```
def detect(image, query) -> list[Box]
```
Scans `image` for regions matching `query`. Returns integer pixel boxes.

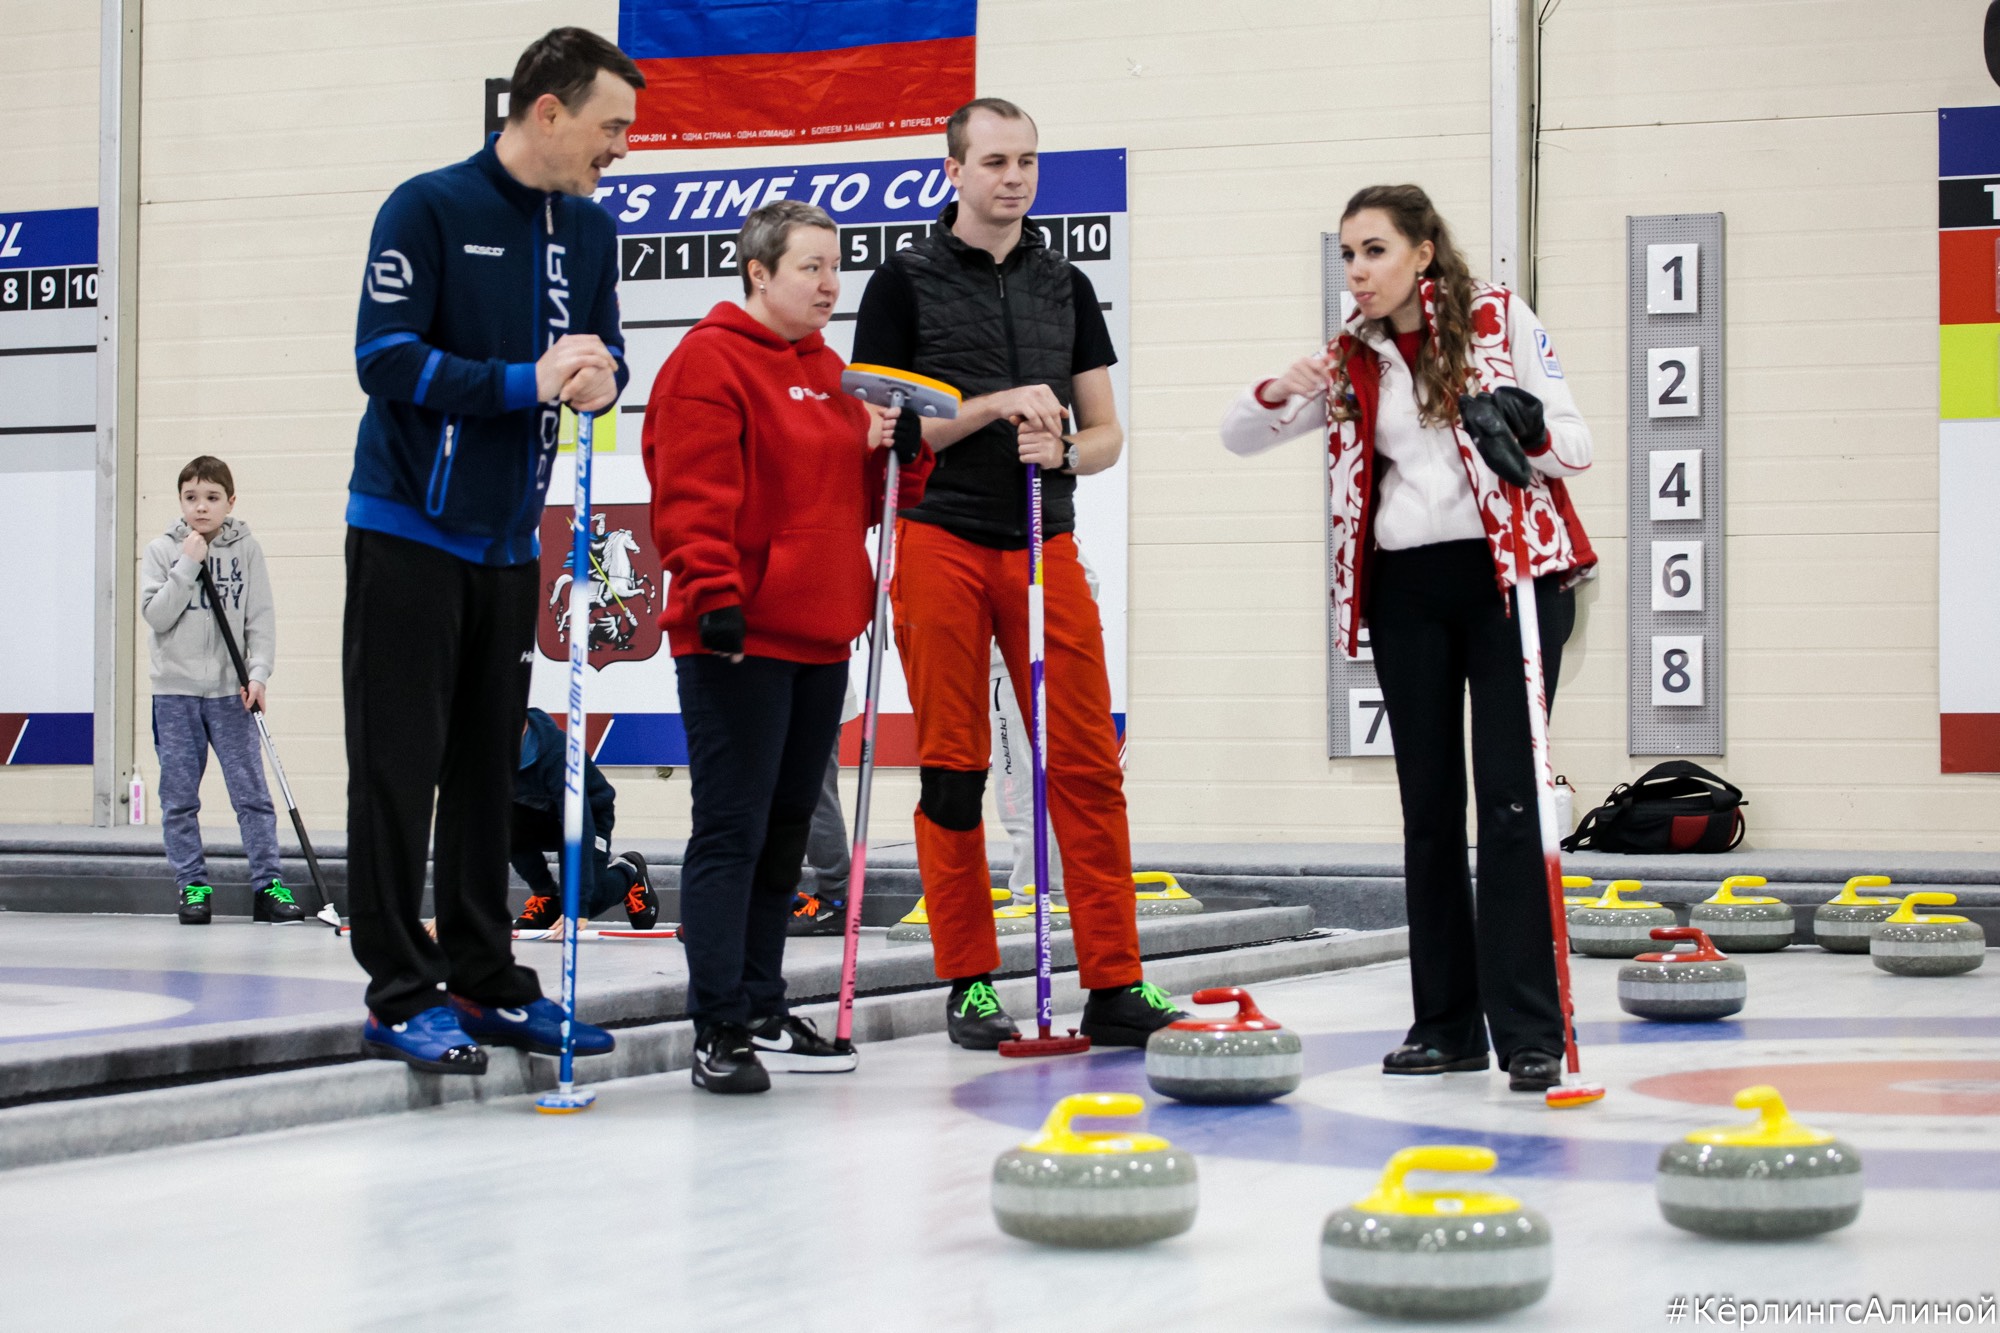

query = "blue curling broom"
[537,406,598,1115]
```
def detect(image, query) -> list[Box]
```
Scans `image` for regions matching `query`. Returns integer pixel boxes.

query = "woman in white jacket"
[1220,184,1596,1095]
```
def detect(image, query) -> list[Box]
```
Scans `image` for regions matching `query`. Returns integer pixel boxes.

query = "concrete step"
[0,922,1403,1171]
[0,905,1316,1105]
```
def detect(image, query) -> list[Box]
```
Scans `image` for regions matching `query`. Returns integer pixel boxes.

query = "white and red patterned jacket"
[1221,279,1596,657]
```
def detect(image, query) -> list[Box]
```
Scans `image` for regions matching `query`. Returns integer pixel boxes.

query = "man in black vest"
[853,98,1183,1051]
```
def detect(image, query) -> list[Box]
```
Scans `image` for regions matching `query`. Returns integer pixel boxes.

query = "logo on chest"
[787,386,831,402]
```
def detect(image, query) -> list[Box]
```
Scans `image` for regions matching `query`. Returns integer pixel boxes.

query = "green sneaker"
[253,880,306,924]
[178,884,214,926]
[1079,980,1186,1048]
[945,976,1021,1050]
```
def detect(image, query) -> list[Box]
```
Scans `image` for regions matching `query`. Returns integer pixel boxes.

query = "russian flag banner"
[618,0,976,148]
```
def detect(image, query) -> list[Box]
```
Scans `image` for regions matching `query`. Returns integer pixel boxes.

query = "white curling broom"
[1505,481,1604,1109]
[537,405,599,1115]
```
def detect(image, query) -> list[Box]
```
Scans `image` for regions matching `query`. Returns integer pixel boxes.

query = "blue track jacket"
[348,135,628,566]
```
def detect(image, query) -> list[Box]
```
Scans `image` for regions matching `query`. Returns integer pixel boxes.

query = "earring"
[758,283,767,293]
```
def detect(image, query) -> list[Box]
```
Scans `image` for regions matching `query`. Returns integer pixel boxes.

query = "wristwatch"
[1062,440,1081,473]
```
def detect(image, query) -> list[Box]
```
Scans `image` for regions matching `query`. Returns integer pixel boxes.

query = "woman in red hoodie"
[643,199,930,1095]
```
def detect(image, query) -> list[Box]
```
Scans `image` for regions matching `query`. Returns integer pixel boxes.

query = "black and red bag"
[1561,761,1746,854]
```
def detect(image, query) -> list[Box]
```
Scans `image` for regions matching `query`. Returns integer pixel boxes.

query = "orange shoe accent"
[626,883,649,915]
[520,895,553,918]
[791,893,824,919]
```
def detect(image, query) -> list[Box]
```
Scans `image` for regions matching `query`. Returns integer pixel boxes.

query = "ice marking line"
[951,1020,2000,1190]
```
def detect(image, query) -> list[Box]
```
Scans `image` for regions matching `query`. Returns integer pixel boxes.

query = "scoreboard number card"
[1650,539,1705,613]
[1649,447,1703,521]
[1646,242,1699,315]
[1347,686,1393,756]
[1647,346,1701,419]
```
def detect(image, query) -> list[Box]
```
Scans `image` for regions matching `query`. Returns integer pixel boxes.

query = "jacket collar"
[693,300,828,355]
[475,133,552,215]
[930,202,1049,268]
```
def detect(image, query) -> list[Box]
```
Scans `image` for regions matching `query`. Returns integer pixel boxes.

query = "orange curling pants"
[890,519,1142,990]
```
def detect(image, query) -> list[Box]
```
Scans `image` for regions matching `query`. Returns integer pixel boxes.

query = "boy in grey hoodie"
[140,455,302,925]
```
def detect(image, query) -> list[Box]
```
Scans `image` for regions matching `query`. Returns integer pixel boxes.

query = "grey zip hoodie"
[140,516,275,696]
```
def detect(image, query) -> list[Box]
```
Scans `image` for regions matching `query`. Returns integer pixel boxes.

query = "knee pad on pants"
[919,766,987,832]
[752,818,813,897]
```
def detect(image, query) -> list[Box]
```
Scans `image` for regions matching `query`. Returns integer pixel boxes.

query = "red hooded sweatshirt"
[642,301,932,664]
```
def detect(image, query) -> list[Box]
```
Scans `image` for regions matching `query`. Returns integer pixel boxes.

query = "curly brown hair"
[1328,185,1478,429]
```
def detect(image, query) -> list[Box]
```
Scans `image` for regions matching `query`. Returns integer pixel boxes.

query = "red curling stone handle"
[1178,987,1283,1031]
[1634,925,1728,964]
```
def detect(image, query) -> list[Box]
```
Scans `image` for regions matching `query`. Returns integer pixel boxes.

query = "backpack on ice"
[1561,761,1746,854]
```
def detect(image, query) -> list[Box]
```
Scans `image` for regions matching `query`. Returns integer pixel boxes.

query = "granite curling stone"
[990,1093,1198,1248]
[1812,875,1900,954]
[1870,892,1987,977]
[1655,1085,1862,1239]
[1568,881,1678,958]
[1321,1146,1552,1320]
[1617,926,1747,1022]
[1133,870,1205,917]
[1144,986,1302,1104]
[1689,875,1795,953]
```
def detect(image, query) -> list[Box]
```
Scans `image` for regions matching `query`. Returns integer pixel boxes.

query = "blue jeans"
[676,654,846,1029]
[152,694,281,892]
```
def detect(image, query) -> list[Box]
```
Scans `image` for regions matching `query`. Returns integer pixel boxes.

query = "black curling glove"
[891,407,924,466]
[1491,385,1547,455]
[1457,392,1535,488]
[698,606,745,657]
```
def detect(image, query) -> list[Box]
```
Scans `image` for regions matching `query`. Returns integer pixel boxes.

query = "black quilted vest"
[894,206,1078,548]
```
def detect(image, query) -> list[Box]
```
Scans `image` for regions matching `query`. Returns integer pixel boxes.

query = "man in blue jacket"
[345,27,638,1073]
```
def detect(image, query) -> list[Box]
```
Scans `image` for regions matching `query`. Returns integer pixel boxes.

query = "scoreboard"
[0,207,97,765]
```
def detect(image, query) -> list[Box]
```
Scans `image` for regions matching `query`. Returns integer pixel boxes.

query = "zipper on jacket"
[425,413,462,516]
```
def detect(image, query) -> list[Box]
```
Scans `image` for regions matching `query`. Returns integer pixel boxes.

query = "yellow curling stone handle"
[1883,891,1967,926]
[1022,1093,1170,1156]
[1706,875,1780,906]
[1134,871,1190,899]
[1686,1085,1834,1147]
[1592,880,1662,910]
[1354,1146,1521,1217]
[1826,875,1898,907]
[1562,875,1595,905]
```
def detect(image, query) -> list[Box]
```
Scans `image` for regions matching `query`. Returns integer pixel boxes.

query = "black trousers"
[510,804,634,920]
[1367,539,1575,1064]
[676,653,847,1030]
[343,528,542,1022]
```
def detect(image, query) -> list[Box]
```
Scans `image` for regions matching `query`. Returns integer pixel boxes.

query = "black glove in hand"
[891,407,923,467]
[698,606,745,657]
[1491,386,1546,454]
[1457,392,1535,488]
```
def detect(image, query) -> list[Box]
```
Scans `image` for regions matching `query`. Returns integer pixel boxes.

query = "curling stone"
[1870,892,1987,977]
[1617,926,1746,1021]
[1689,875,1795,953]
[990,1093,1198,1248]
[1321,1146,1551,1319]
[1562,875,1596,907]
[1813,875,1900,953]
[1568,881,1678,958]
[1134,871,1205,916]
[1655,1085,1862,1239]
[889,888,1049,947]
[1144,987,1302,1104]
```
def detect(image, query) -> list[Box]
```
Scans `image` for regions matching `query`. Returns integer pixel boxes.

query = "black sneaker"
[1383,1043,1491,1076]
[946,976,1021,1050]
[617,852,658,930]
[252,881,306,923]
[691,1022,770,1094]
[785,891,846,937]
[177,884,213,925]
[1507,1049,1562,1093]
[1079,981,1186,1048]
[748,1013,858,1072]
[513,893,560,931]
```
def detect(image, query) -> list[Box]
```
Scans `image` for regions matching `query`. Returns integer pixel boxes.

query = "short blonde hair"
[738,200,836,296]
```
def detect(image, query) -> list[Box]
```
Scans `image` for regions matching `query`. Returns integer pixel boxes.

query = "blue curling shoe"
[361,1006,489,1075]
[449,995,615,1057]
